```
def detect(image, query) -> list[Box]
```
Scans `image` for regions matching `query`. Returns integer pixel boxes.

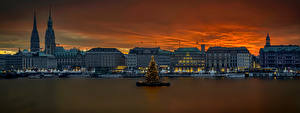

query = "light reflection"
[0,79,299,113]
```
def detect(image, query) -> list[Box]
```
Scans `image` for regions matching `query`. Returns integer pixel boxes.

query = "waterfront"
[0,78,300,113]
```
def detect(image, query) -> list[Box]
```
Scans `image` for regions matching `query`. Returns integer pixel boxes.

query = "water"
[0,78,300,113]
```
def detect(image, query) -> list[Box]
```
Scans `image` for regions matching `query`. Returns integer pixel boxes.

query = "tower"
[265,33,271,47]
[30,9,40,52]
[45,8,56,55]
[201,44,205,53]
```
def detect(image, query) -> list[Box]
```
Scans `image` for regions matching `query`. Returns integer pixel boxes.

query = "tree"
[145,56,160,83]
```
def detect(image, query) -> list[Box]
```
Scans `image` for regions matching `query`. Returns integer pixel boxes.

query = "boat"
[41,74,55,78]
[136,81,170,86]
[3,72,18,79]
[28,75,41,79]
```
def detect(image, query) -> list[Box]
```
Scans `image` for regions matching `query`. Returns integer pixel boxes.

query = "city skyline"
[1,1,300,113]
[0,0,300,55]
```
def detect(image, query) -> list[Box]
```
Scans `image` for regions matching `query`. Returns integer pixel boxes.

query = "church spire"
[265,33,271,47]
[45,7,56,55]
[47,7,53,27]
[30,9,40,52]
[49,7,52,17]
[33,9,37,30]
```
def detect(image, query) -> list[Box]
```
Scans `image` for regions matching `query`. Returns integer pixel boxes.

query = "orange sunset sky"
[0,0,299,55]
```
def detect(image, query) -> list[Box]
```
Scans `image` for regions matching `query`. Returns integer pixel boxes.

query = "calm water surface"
[0,78,300,113]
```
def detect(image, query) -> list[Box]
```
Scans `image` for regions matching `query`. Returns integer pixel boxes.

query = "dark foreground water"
[0,78,300,113]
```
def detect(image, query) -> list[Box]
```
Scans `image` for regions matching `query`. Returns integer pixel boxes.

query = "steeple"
[48,7,53,27]
[265,33,271,47]
[45,7,56,55]
[30,9,40,52]
[33,9,37,30]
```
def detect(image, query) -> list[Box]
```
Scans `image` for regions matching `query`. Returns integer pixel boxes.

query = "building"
[22,50,57,70]
[201,44,205,53]
[206,47,251,72]
[0,54,9,70]
[125,54,137,70]
[55,47,85,70]
[250,55,261,69]
[127,47,172,72]
[4,50,57,70]
[265,33,271,47]
[45,9,56,55]
[172,47,206,73]
[259,33,300,69]
[260,45,300,69]
[5,51,23,70]
[30,10,40,52]
[85,48,125,70]
[237,50,251,70]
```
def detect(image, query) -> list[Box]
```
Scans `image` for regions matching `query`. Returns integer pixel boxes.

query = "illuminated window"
[179,60,182,63]
[175,67,178,72]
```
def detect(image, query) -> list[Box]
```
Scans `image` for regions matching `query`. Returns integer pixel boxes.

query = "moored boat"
[136,81,170,86]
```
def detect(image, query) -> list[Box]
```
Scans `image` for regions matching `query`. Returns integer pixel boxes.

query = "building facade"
[125,54,137,69]
[5,53,23,70]
[0,54,9,70]
[237,52,251,70]
[85,48,125,70]
[172,47,206,73]
[259,33,300,69]
[22,51,57,69]
[55,47,85,70]
[4,50,57,70]
[206,47,250,72]
[259,46,300,69]
[127,47,172,72]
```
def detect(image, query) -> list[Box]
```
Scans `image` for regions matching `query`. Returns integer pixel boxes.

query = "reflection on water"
[142,87,161,103]
[0,78,300,113]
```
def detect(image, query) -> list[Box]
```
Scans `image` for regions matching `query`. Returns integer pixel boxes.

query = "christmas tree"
[145,56,160,83]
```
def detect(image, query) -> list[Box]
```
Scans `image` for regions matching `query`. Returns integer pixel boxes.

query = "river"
[0,78,300,113]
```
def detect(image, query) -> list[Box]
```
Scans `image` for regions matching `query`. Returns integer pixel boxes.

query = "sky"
[0,0,299,55]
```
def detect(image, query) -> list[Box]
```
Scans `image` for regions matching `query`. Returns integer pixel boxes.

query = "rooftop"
[129,47,172,55]
[55,47,84,57]
[87,48,122,53]
[174,47,201,53]
[207,47,249,53]
[261,45,300,52]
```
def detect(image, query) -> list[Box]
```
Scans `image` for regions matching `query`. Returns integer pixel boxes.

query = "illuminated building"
[259,33,300,69]
[4,50,57,70]
[206,47,250,72]
[172,48,205,73]
[125,54,137,70]
[127,47,171,72]
[55,47,85,70]
[85,48,125,70]
[250,55,261,69]
[4,49,23,70]
[22,50,57,69]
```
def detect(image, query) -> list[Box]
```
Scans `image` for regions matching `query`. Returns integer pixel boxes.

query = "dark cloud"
[0,0,299,55]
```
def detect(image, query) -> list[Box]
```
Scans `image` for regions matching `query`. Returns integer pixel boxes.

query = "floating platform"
[136,81,170,87]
